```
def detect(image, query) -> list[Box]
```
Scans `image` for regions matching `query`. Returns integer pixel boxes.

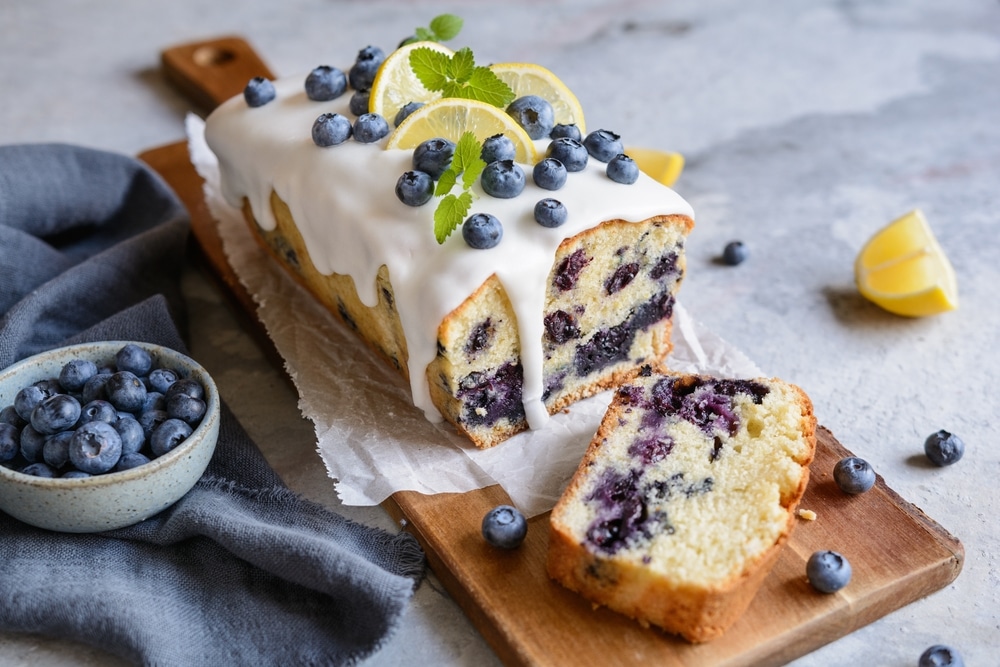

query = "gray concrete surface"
[2,1,997,665]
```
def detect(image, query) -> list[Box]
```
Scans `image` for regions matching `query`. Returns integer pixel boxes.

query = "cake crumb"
[797,508,817,521]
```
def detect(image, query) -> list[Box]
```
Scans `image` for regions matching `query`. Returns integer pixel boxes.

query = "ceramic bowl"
[0,341,220,532]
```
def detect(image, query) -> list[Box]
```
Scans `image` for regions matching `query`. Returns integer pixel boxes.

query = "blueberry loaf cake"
[204,39,694,448]
[547,373,816,642]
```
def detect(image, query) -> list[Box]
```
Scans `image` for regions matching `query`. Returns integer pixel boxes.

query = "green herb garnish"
[407,14,464,44]
[433,132,487,243]
[409,46,515,108]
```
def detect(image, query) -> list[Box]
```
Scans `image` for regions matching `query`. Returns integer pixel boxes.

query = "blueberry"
[42,430,74,469]
[546,137,588,172]
[833,456,876,494]
[924,430,964,466]
[69,421,123,474]
[550,123,582,141]
[116,344,153,377]
[413,138,455,179]
[19,424,46,462]
[606,154,639,184]
[506,95,555,140]
[481,160,525,199]
[14,384,52,421]
[534,198,568,228]
[394,101,424,127]
[722,241,748,266]
[21,462,57,478]
[918,644,964,667]
[150,418,193,457]
[115,452,152,472]
[166,392,206,425]
[81,373,112,404]
[462,213,503,250]
[243,76,276,107]
[481,134,516,164]
[138,409,169,440]
[481,505,528,549]
[806,550,852,593]
[312,113,353,147]
[31,394,81,435]
[148,368,178,394]
[583,129,624,162]
[0,423,19,462]
[78,399,118,426]
[532,158,567,191]
[141,391,166,413]
[349,90,371,117]
[61,470,91,479]
[113,414,146,456]
[106,371,147,413]
[305,65,347,101]
[1,405,25,429]
[353,113,390,143]
[395,171,435,207]
[348,45,385,91]
[166,378,204,401]
[59,359,98,392]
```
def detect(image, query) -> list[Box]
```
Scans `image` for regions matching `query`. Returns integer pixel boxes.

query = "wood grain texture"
[141,36,964,666]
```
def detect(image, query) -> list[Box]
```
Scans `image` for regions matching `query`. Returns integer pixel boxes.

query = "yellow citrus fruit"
[368,41,454,122]
[490,62,586,134]
[386,97,539,164]
[624,147,685,187]
[854,209,958,317]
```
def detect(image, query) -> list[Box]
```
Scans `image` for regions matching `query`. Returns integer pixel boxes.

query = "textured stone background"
[2,1,997,664]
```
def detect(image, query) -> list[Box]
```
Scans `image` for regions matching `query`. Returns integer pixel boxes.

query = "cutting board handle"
[161,36,275,112]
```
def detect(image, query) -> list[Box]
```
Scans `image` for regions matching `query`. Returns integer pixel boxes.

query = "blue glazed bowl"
[0,341,220,532]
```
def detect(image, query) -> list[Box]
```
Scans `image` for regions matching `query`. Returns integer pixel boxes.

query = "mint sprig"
[413,14,464,43]
[409,46,515,108]
[433,132,486,244]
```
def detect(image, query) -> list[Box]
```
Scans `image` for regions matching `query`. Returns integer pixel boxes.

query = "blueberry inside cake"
[547,372,816,642]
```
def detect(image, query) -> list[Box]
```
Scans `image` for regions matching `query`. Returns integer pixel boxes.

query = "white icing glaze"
[204,73,694,429]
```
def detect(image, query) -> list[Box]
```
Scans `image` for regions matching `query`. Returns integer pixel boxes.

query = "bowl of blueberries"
[0,341,220,533]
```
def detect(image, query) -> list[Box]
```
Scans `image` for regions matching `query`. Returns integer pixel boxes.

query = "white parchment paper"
[187,116,762,517]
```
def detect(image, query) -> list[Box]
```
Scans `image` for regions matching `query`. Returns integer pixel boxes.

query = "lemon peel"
[624,147,685,187]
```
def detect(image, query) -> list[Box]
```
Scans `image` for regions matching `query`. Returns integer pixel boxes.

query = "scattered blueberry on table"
[918,644,964,667]
[924,430,964,467]
[833,456,876,495]
[482,504,528,549]
[722,241,748,266]
[806,550,852,593]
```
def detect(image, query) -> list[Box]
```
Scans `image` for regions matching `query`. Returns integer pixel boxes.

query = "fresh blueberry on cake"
[547,373,816,642]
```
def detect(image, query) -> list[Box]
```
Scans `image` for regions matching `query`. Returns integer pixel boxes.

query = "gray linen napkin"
[0,143,425,667]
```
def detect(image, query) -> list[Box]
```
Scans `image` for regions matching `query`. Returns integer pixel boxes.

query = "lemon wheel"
[369,41,453,122]
[386,97,539,164]
[490,62,586,133]
[854,209,958,317]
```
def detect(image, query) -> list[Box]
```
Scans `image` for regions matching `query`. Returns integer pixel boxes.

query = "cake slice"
[547,372,816,642]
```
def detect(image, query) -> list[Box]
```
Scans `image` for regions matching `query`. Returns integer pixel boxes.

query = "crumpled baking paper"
[187,115,762,517]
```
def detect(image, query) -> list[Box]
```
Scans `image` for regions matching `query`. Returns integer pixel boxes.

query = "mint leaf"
[449,47,476,84]
[434,169,458,197]
[464,67,516,107]
[429,14,463,41]
[434,192,472,243]
[410,48,451,91]
[414,27,435,42]
[452,132,486,188]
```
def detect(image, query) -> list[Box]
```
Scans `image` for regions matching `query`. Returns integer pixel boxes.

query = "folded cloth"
[0,144,425,666]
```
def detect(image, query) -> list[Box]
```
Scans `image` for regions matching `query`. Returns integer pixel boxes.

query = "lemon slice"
[386,97,539,164]
[490,62,586,134]
[855,209,958,317]
[369,41,454,122]
[625,147,685,187]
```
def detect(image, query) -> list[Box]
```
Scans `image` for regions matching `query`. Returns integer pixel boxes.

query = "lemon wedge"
[624,147,685,186]
[369,41,454,122]
[386,97,539,164]
[490,62,586,134]
[854,209,958,317]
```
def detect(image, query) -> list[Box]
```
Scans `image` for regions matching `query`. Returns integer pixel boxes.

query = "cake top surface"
[204,31,694,431]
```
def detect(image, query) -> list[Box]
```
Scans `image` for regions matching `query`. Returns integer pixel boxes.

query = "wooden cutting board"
[140,37,964,667]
